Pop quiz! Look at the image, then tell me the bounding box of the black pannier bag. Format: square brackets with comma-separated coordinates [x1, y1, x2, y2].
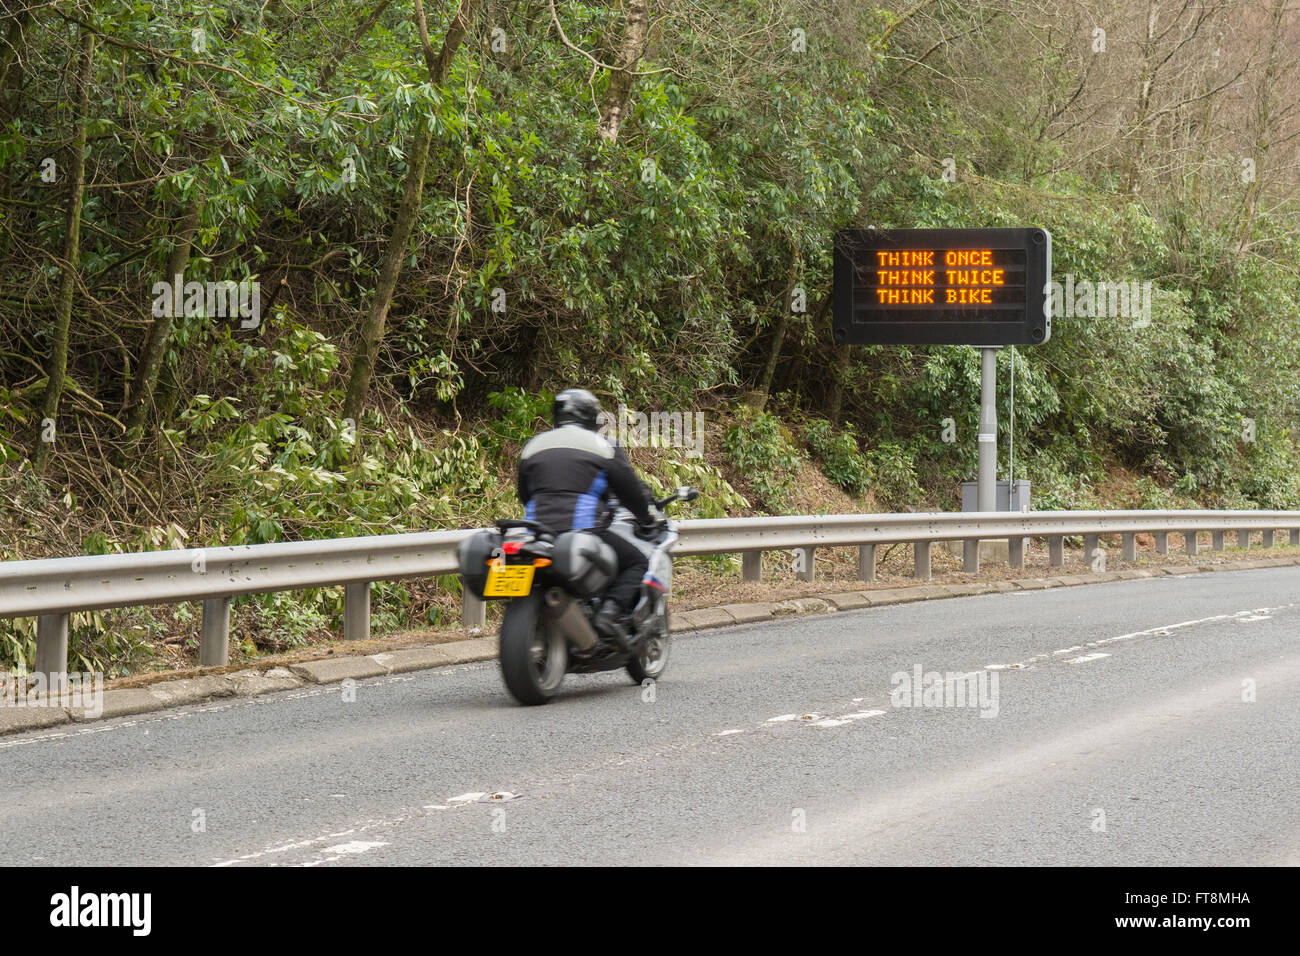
[457, 529, 503, 599]
[551, 531, 617, 597]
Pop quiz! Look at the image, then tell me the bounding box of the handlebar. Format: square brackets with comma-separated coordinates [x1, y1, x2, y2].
[653, 485, 700, 510]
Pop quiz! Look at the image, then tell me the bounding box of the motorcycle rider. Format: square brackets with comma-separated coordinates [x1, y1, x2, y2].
[516, 388, 663, 650]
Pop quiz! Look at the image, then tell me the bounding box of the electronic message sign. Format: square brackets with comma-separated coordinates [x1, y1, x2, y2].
[832, 227, 1051, 346]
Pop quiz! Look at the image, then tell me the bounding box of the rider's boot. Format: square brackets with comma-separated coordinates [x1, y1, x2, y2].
[594, 597, 634, 652]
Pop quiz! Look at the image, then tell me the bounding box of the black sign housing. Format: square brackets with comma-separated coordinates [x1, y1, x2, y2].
[833, 227, 1051, 346]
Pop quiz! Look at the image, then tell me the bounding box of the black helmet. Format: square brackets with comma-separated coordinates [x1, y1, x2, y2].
[553, 388, 602, 430]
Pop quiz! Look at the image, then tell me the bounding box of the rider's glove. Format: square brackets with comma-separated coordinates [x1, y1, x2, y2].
[637, 506, 666, 539]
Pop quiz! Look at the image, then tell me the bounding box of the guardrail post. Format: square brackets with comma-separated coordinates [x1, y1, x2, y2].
[1262, 529, 1275, 549]
[796, 547, 815, 582]
[345, 582, 371, 639]
[913, 541, 931, 580]
[858, 544, 876, 582]
[1048, 536, 1064, 566]
[1122, 533, 1137, 561]
[1292, 529, 1300, 547]
[35, 614, 69, 683]
[742, 551, 762, 582]
[461, 590, 485, 629]
[1212, 531, 1225, 552]
[1185, 531, 1199, 557]
[200, 597, 231, 666]
[1237, 529, 1250, 549]
[963, 540, 980, 573]
[1008, 535, 1024, 569]
[1154, 531, 1168, 555]
[1083, 534, 1099, 569]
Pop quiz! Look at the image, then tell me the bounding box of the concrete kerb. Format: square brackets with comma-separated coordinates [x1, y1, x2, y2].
[716, 602, 782, 622]
[6, 554, 1300, 736]
[0, 705, 71, 734]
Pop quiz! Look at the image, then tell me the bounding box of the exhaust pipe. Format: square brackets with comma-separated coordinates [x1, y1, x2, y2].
[543, 587, 597, 651]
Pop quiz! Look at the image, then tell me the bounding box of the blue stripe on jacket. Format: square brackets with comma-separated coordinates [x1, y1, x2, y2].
[572, 470, 608, 530]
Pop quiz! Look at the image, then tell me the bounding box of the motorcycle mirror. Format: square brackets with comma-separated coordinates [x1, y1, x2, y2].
[678, 485, 699, 502]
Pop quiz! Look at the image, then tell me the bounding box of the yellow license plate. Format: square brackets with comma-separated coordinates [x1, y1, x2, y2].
[484, 564, 535, 597]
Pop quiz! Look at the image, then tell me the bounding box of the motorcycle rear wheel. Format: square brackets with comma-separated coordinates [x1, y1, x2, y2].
[500, 593, 567, 705]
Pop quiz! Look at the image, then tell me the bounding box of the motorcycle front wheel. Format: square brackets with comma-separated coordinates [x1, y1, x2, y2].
[499, 593, 568, 705]
[626, 598, 671, 685]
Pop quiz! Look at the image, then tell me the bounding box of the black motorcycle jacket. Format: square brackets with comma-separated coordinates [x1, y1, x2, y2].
[517, 424, 654, 533]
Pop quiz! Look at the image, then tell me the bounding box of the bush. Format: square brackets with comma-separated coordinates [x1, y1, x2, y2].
[864, 442, 925, 508]
[648, 455, 749, 517]
[803, 418, 870, 496]
[722, 408, 805, 511]
[485, 388, 553, 454]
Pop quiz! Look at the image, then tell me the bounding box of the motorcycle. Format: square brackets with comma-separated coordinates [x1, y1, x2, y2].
[457, 486, 699, 705]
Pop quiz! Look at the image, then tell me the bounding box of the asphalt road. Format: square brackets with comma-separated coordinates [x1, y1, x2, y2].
[3, 566, 1298, 866]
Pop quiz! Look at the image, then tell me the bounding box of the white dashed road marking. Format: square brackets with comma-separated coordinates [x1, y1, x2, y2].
[1065, 652, 1111, 664]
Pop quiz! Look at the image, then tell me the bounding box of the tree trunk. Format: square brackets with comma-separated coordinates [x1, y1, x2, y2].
[751, 312, 788, 413]
[752, 256, 803, 412]
[0, 8, 31, 118]
[597, 0, 651, 144]
[31, 29, 95, 476]
[1233, 0, 1285, 259]
[1184, 68, 1218, 212]
[120, 198, 203, 447]
[827, 345, 852, 425]
[1121, 6, 1159, 195]
[341, 0, 476, 425]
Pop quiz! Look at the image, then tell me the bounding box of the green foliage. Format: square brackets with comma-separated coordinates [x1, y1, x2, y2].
[864, 442, 925, 509]
[803, 419, 870, 497]
[723, 408, 805, 511]
[484, 388, 553, 452]
[1, 610, 156, 678]
[646, 455, 749, 518]
[166, 321, 502, 549]
[1131, 477, 1194, 511]
[0, 622, 35, 675]
[1238, 424, 1300, 509]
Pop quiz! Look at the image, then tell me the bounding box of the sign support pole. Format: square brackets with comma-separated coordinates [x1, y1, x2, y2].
[978, 346, 999, 512]
[963, 346, 999, 572]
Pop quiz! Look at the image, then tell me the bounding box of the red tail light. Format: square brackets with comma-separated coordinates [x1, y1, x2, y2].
[502, 541, 523, 555]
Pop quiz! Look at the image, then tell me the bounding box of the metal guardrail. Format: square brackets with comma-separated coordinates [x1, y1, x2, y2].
[3, 510, 1299, 677]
